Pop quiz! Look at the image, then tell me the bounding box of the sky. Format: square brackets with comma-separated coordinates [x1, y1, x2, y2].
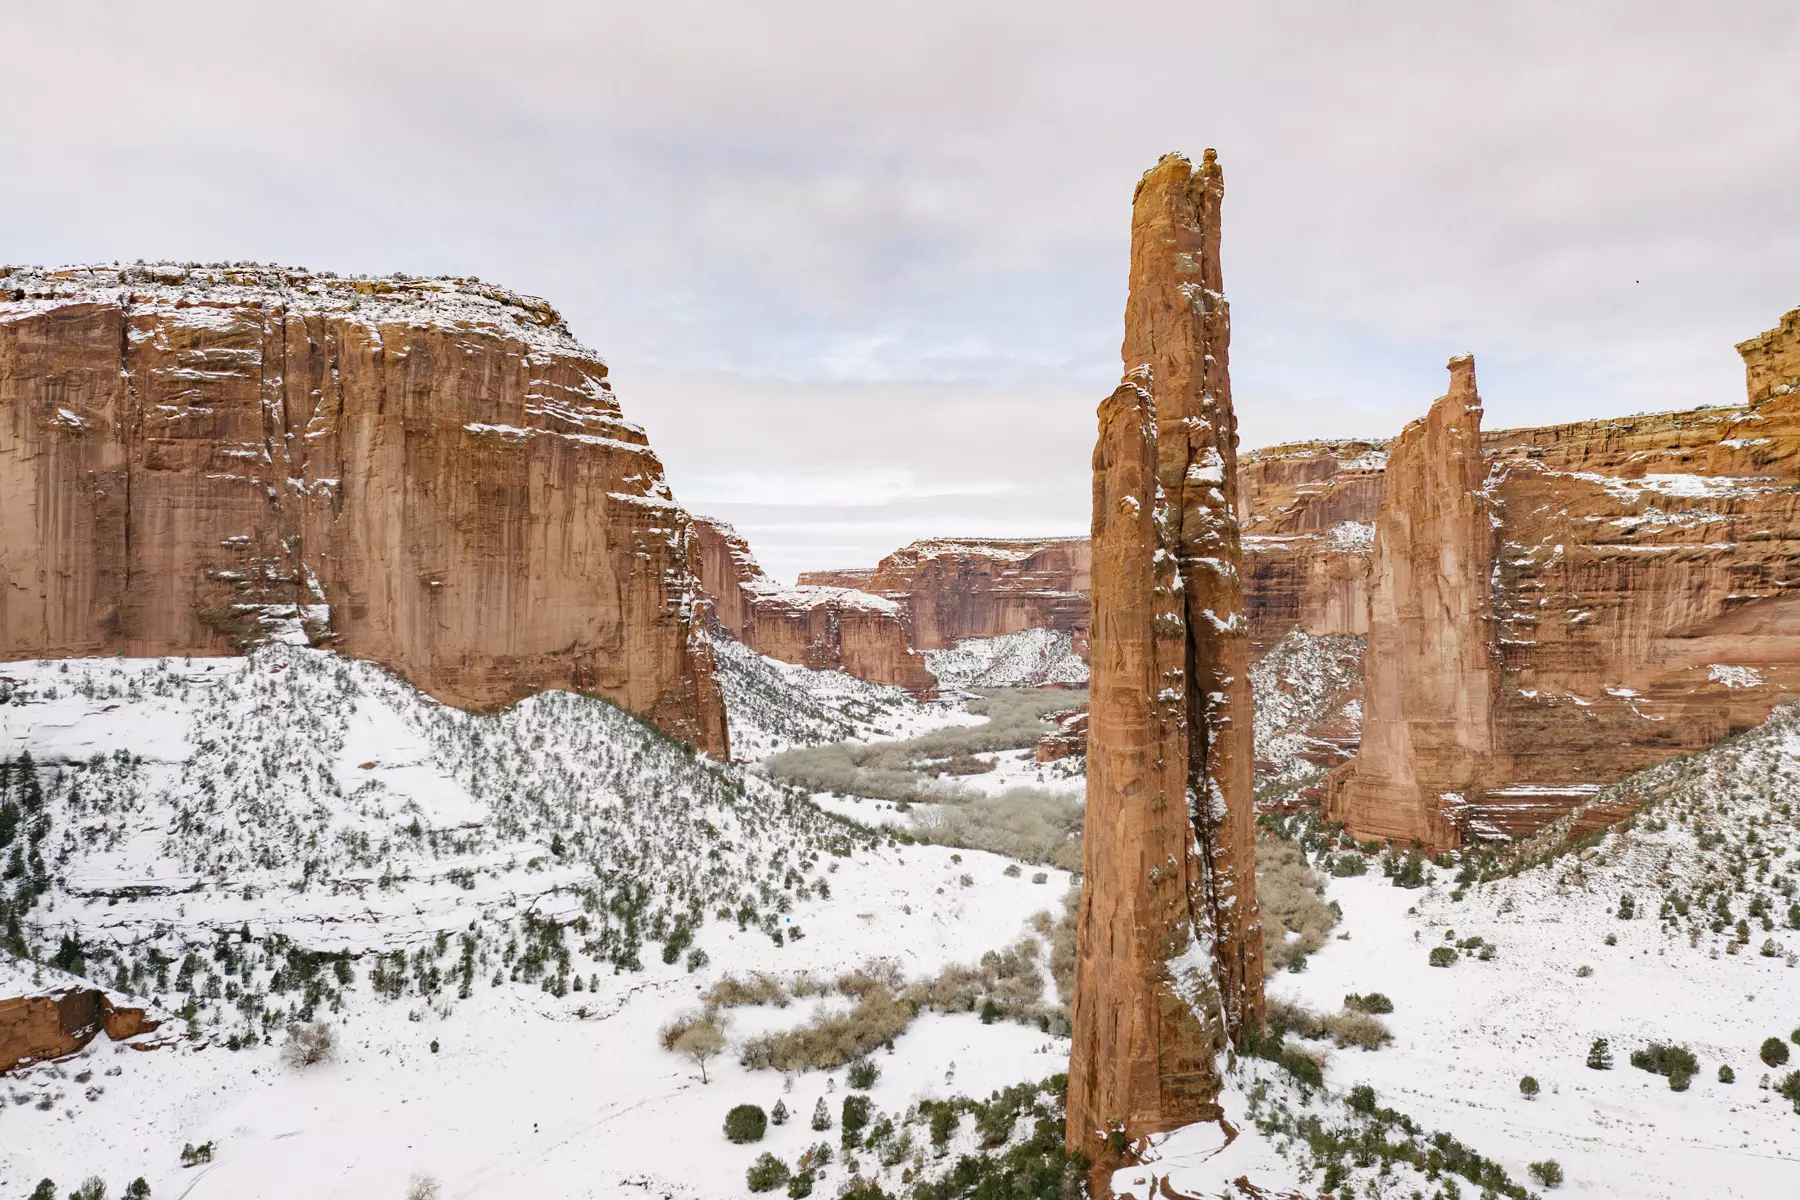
[6, 1, 1799, 581]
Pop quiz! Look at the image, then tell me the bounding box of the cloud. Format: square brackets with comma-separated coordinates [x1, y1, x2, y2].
[5, 1, 1798, 576]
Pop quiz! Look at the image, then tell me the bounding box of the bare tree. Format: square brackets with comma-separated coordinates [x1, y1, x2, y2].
[672, 1020, 726, 1084]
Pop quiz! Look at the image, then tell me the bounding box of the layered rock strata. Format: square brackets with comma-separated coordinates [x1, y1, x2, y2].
[1331, 305, 1800, 846]
[800, 537, 1090, 654]
[1, 987, 156, 1071]
[1326, 358, 1496, 847]
[0, 265, 727, 755]
[692, 517, 933, 694]
[1066, 151, 1264, 1189]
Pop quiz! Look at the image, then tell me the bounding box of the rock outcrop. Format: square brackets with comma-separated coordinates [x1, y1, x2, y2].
[1330, 306, 1800, 846]
[0, 265, 727, 755]
[799, 537, 1090, 654]
[692, 517, 934, 695]
[1067, 151, 1263, 1190]
[1326, 358, 1496, 847]
[1, 987, 157, 1071]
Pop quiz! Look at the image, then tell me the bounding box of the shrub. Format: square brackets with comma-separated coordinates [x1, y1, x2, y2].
[1346, 1084, 1377, 1114]
[786, 1171, 814, 1198]
[1528, 1159, 1564, 1189]
[1587, 1038, 1613, 1070]
[1617, 894, 1636, 920]
[1343, 992, 1394, 1015]
[1519, 1075, 1540, 1099]
[71, 1180, 106, 1200]
[1574, 964, 1593, 978]
[1323, 1010, 1391, 1050]
[811, 1097, 832, 1130]
[1777, 1070, 1800, 1112]
[840, 1094, 872, 1148]
[1428, 946, 1456, 968]
[124, 1182, 150, 1200]
[281, 1021, 335, 1067]
[771, 1099, 789, 1125]
[846, 1058, 880, 1090]
[1719, 1064, 1736, 1084]
[1257, 831, 1339, 971]
[1330, 853, 1368, 877]
[1762, 1037, 1791, 1067]
[725, 1104, 768, 1144]
[746, 1153, 791, 1193]
[1630, 1042, 1698, 1090]
[979, 998, 1001, 1024]
[929, 1103, 959, 1147]
[29, 1183, 55, 1200]
[1392, 851, 1425, 889]
[738, 987, 914, 1072]
[180, 1143, 215, 1167]
[405, 1175, 441, 1200]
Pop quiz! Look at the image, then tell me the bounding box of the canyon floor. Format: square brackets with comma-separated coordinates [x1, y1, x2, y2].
[1, 633, 1797, 1198]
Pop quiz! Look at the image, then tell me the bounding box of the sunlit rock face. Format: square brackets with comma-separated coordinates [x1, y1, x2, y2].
[0, 264, 727, 755]
[1066, 151, 1264, 1191]
[692, 516, 934, 695]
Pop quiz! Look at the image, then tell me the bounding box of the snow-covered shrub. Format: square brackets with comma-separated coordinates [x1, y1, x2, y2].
[770, 1099, 790, 1125]
[738, 987, 913, 1071]
[1343, 991, 1394, 1015]
[725, 1104, 768, 1144]
[281, 1021, 335, 1067]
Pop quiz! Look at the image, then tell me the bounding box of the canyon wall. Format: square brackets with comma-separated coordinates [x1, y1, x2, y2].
[1330, 304, 1800, 846]
[692, 517, 934, 694]
[799, 537, 1090, 653]
[0, 265, 728, 756]
[1, 987, 156, 1072]
[1067, 151, 1263, 1189]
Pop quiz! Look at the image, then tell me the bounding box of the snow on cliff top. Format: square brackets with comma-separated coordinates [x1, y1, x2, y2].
[0, 262, 596, 361]
[925, 628, 1089, 689]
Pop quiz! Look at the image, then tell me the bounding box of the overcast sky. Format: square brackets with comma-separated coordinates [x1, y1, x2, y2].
[7, 2, 1798, 580]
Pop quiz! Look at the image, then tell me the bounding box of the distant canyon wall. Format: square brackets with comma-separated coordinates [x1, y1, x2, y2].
[691, 517, 934, 695]
[0, 265, 728, 756]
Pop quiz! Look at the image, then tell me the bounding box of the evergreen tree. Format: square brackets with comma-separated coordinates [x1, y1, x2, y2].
[810, 1097, 832, 1131]
[1587, 1038, 1613, 1070]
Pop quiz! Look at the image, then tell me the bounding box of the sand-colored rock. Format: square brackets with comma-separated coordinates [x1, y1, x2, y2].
[0, 265, 726, 755]
[1326, 357, 1496, 847]
[1, 987, 158, 1071]
[1066, 151, 1263, 1190]
[692, 517, 934, 694]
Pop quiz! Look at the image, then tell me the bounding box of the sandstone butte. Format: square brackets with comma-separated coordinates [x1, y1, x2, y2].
[691, 515, 934, 695]
[1327, 302, 1800, 848]
[799, 536, 1090, 655]
[1065, 151, 1264, 1191]
[0, 264, 728, 756]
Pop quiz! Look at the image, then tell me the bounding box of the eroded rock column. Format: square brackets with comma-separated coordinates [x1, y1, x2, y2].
[1066, 150, 1263, 1189]
[1325, 356, 1498, 848]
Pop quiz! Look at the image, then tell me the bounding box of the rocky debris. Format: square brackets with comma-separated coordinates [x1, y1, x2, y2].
[0, 264, 727, 755]
[1325, 357, 1497, 848]
[692, 516, 934, 694]
[1, 988, 158, 1072]
[1033, 707, 1087, 762]
[800, 537, 1090, 655]
[1067, 151, 1264, 1191]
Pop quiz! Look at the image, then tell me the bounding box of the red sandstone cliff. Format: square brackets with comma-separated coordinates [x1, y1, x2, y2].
[800, 537, 1090, 654]
[1, 987, 157, 1071]
[1066, 151, 1263, 1190]
[0, 265, 727, 755]
[1330, 305, 1800, 846]
[1326, 358, 1496, 847]
[692, 517, 934, 694]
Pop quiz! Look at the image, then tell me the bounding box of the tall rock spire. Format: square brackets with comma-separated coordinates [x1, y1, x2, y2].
[1066, 150, 1264, 1192]
[1326, 355, 1498, 848]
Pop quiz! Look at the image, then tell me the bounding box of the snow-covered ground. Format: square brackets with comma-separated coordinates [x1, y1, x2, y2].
[7, 641, 1799, 1199]
[924, 630, 1088, 691]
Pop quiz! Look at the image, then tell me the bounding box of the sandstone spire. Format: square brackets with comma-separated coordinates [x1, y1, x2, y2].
[1066, 151, 1264, 1189]
[1326, 356, 1497, 848]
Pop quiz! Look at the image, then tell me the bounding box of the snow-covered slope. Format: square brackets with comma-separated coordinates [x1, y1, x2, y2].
[923, 629, 1088, 690]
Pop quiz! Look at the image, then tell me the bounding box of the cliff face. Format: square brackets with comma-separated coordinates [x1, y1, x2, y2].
[1, 987, 156, 1071]
[692, 517, 934, 695]
[1238, 440, 1387, 652]
[1326, 358, 1496, 847]
[1067, 152, 1263, 1188]
[0, 265, 727, 756]
[1330, 305, 1800, 846]
[799, 537, 1090, 654]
